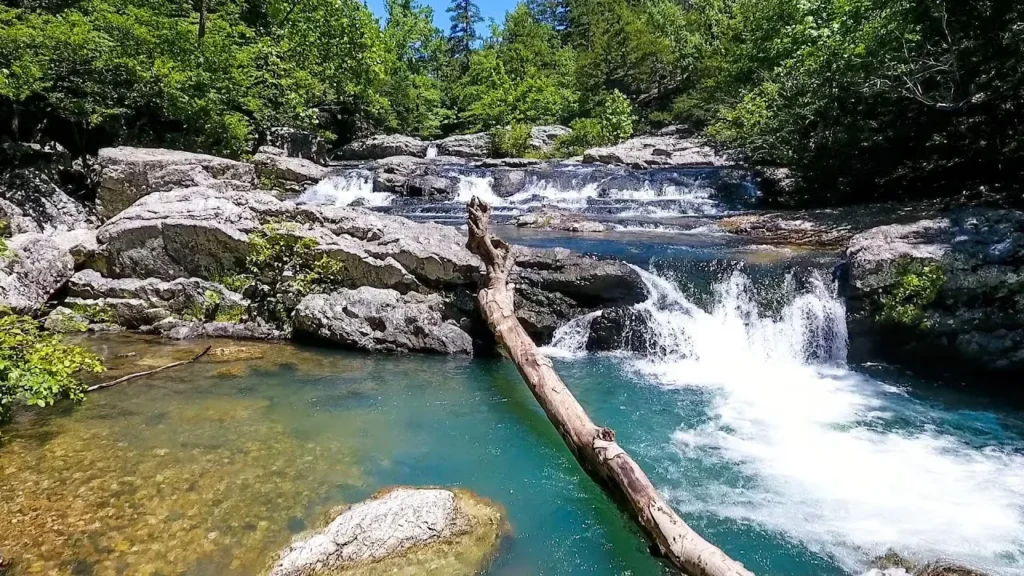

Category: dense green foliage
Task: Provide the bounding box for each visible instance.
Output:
[241,223,345,325]
[877,260,946,327]
[2,0,1019,204]
[0,309,104,426]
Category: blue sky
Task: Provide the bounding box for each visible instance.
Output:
[364,0,518,36]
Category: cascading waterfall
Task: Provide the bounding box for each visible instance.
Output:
[552,266,1024,574]
[295,170,394,207]
[542,310,603,359]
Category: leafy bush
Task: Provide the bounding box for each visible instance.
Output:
[490,123,534,158]
[553,118,607,156]
[243,224,345,325]
[877,260,946,327]
[595,90,634,144]
[0,310,104,426]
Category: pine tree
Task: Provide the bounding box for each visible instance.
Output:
[447,0,483,62]
[525,0,568,32]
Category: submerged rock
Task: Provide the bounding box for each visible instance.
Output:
[869,550,990,576]
[340,135,428,160]
[96,146,256,219]
[844,209,1024,382]
[0,233,75,314]
[293,288,473,355]
[268,487,504,576]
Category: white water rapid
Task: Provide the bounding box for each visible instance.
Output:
[553,267,1024,574]
[295,170,394,207]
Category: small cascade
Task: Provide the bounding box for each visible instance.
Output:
[542,311,603,359]
[425,144,438,159]
[456,175,505,206]
[295,170,394,207]
[606,267,1024,574]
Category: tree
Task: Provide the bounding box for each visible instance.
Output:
[447,0,482,63]
[525,0,567,32]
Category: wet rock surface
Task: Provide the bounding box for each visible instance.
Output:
[514,210,610,233]
[268,487,504,576]
[252,153,330,189]
[293,288,474,355]
[844,209,1024,381]
[266,127,329,164]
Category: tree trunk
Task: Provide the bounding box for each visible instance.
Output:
[465,197,753,576]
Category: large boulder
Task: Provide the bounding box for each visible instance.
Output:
[583,135,736,169]
[63,269,247,329]
[0,168,95,232]
[251,153,330,189]
[529,125,571,152]
[293,288,473,355]
[437,132,492,158]
[370,156,456,199]
[340,135,428,160]
[268,488,504,576]
[844,209,1024,381]
[94,186,281,280]
[96,147,256,219]
[265,127,328,163]
[0,233,75,314]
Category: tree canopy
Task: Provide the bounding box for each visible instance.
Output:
[1,0,1019,205]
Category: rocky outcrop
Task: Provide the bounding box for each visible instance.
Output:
[437,132,491,158]
[370,156,456,199]
[251,153,330,189]
[586,307,651,353]
[340,135,428,160]
[51,229,100,268]
[293,288,473,355]
[0,168,95,232]
[265,127,328,164]
[96,147,257,219]
[529,125,571,152]
[94,186,282,279]
[719,213,854,248]
[844,209,1024,381]
[268,488,504,576]
[583,135,736,169]
[0,233,75,314]
[63,269,247,329]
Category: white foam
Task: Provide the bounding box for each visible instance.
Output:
[542,311,602,360]
[629,268,1024,574]
[296,171,393,207]
[505,180,601,209]
[456,176,506,206]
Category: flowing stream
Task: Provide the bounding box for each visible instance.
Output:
[3,166,1024,575]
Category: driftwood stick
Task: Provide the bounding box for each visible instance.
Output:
[86,346,212,393]
[465,197,752,576]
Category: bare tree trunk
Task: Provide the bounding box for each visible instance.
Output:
[197,0,207,47]
[466,197,753,576]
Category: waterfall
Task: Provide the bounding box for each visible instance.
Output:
[610,267,1024,575]
[425,144,438,159]
[295,170,394,207]
[456,176,505,206]
[542,310,603,359]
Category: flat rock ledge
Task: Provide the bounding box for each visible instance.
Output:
[267,487,505,576]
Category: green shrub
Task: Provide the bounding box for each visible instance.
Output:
[553,118,607,156]
[489,124,534,158]
[0,309,104,426]
[877,260,946,327]
[595,90,634,144]
[244,224,346,325]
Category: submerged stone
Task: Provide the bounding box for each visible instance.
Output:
[267,487,505,576]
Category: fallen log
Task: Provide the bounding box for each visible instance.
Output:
[465,197,752,576]
[86,346,212,393]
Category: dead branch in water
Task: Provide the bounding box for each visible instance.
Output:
[465,196,753,576]
[86,346,212,393]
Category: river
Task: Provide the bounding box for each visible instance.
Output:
[2,164,1023,576]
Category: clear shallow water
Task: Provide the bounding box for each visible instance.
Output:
[4,267,1024,575]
